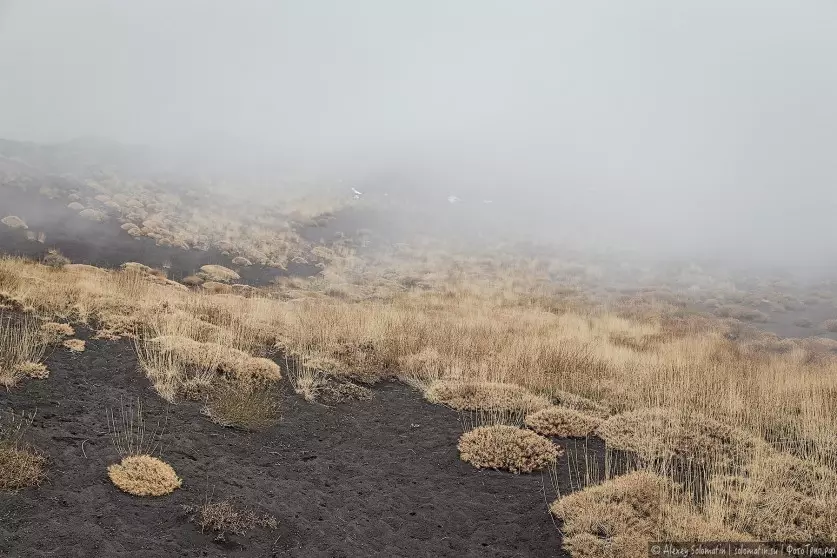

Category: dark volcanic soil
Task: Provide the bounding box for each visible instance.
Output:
[0,187,319,284]
[0,328,582,558]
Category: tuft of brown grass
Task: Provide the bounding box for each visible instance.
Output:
[183,497,278,541]
[0,410,47,491]
[458,425,560,473]
[709,451,837,541]
[551,471,751,557]
[425,380,550,412]
[525,406,602,437]
[40,321,74,338]
[198,265,240,283]
[107,455,181,496]
[182,275,204,287]
[596,408,760,465]
[202,383,279,431]
[287,360,326,402]
[63,338,85,353]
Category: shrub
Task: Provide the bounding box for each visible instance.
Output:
[67,202,85,211]
[43,249,70,269]
[107,455,181,496]
[425,380,550,412]
[231,256,252,267]
[40,321,74,338]
[457,425,560,473]
[551,471,751,557]
[525,406,602,437]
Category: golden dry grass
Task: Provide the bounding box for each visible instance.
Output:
[198,265,240,283]
[0,411,47,491]
[0,312,50,387]
[551,471,752,557]
[63,338,85,353]
[458,425,560,473]
[40,321,74,338]
[107,455,181,496]
[202,383,280,431]
[595,408,760,464]
[525,407,602,438]
[425,380,550,412]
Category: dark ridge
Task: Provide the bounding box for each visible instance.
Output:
[0,186,320,284]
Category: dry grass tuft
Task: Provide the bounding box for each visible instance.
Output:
[137,333,281,402]
[426,380,550,412]
[202,281,232,294]
[287,361,326,402]
[202,383,279,431]
[63,338,85,353]
[551,471,751,557]
[596,408,759,464]
[525,406,602,437]
[319,379,373,404]
[198,265,240,283]
[183,497,278,541]
[710,451,837,541]
[552,390,610,418]
[0,410,47,491]
[41,321,74,338]
[107,455,181,496]
[458,425,560,473]
[0,313,50,387]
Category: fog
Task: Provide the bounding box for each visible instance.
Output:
[1,1,836,271]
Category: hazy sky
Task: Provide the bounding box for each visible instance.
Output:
[1,1,836,268]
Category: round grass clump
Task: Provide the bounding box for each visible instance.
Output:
[107,455,182,496]
[458,425,560,473]
[595,408,759,464]
[525,406,602,437]
[425,380,550,412]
